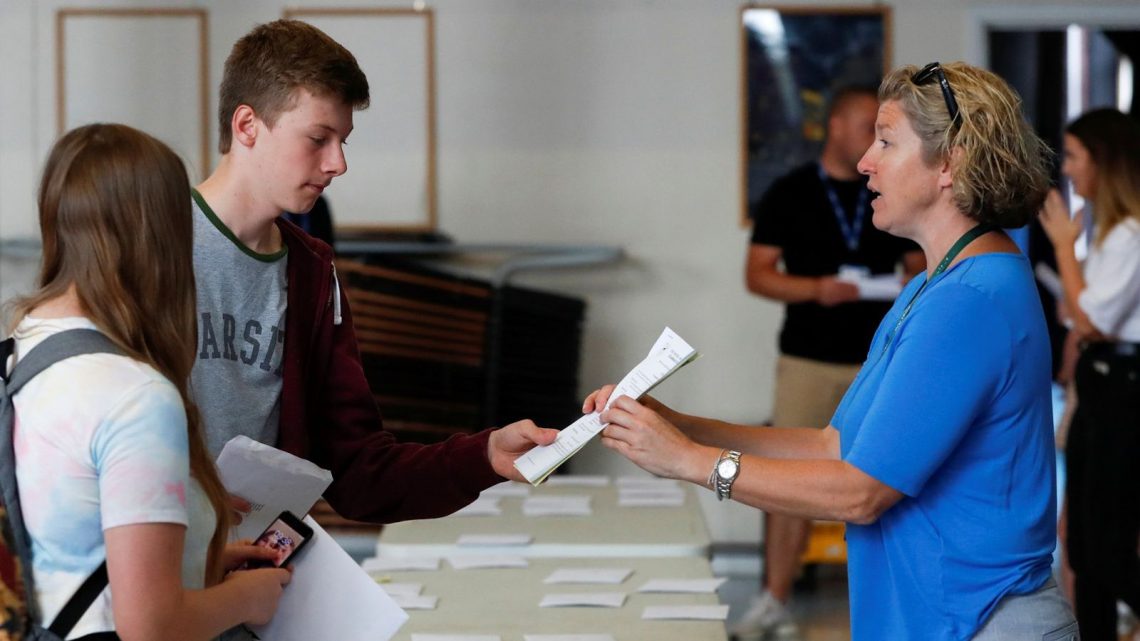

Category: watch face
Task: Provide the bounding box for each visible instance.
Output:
[717,459,738,478]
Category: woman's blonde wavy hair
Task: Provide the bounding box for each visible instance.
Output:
[879,62,1053,228]
[1065,108,1140,246]
[8,124,231,585]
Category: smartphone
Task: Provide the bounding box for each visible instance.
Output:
[244,511,313,569]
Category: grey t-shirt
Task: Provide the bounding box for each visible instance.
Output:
[190,191,288,456]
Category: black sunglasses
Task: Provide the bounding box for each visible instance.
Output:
[912,62,961,126]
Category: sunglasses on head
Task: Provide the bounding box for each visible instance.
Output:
[912,62,961,126]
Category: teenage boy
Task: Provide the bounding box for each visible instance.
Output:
[193,19,557,524]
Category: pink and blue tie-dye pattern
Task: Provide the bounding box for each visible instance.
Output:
[10,316,208,638]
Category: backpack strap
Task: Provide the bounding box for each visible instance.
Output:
[2,329,123,394]
[0,329,124,637]
[46,562,110,637]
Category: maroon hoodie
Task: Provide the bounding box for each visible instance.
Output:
[274,218,503,523]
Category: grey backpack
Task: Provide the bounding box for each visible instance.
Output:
[0,329,123,640]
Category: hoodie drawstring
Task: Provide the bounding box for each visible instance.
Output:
[331,263,343,326]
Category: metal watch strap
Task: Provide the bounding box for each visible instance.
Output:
[715,450,742,501]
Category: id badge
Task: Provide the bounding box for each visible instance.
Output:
[838,264,870,280]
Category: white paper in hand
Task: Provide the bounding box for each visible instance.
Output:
[215,435,333,540]
[250,517,408,641]
[513,327,698,484]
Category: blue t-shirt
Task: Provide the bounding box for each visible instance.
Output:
[833,252,1056,640]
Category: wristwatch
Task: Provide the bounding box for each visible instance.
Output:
[713,450,742,501]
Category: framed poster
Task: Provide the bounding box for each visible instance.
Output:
[56,8,210,181]
[739,6,891,226]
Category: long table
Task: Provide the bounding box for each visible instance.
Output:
[374,481,711,558]
[376,555,728,641]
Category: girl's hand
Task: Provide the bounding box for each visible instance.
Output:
[222,540,279,572]
[224,567,292,626]
[1038,189,1084,248]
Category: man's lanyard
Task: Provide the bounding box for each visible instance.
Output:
[818,162,869,252]
[880,222,996,355]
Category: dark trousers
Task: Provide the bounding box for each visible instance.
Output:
[1065,344,1140,640]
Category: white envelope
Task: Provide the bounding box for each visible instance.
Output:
[539,592,627,608]
[636,578,726,593]
[641,605,729,620]
[215,435,333,541]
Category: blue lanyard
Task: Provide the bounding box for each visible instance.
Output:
[817,162,869,252]
[879,223,996,356]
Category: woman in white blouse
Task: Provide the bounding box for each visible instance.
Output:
[1039,107,1140,640]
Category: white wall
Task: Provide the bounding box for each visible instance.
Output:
[3,0,1139,542]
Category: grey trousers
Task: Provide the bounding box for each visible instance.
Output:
[972,578,1080,640]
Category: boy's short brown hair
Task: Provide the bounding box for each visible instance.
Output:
[217,19,370,154]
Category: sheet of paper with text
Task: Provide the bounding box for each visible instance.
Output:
[513,327,698,485]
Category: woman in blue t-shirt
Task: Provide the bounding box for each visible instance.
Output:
[585,62,1077,640]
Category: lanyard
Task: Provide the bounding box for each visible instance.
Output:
[818,162,869,252]
[880,222,996,355]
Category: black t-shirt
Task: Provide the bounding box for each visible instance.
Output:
[751,162,918,364]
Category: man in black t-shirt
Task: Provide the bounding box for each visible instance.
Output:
[734,87,923,640]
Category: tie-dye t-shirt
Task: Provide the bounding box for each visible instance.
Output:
[10,316,213,638]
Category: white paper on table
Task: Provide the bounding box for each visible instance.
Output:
[447,555,529,569]
[524,635,616,641]
[514,328,699,485]
[617,488,685,499]
[837,270,904,301]
[543,568,632,585]
[214,435,333,540]
[641,605,730,620]
[615,477,680,489]
[390,594,439,610]
[480,481,531,498]
[636,578,726,593]
[457,533,533,546]
[452,497,503,517]
[249,517,408,641]
[523,495,591,506]
[523,505,592,516]
[542,475,610,487]
[363,557,441,573]
[522,496,592,516]
[377,582,423,596]
[412,636,501,641]
[539,592,627,608]
[617,494,685,508]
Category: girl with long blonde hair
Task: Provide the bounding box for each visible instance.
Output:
[6,123,288,640]
[1040,108,1140,640]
